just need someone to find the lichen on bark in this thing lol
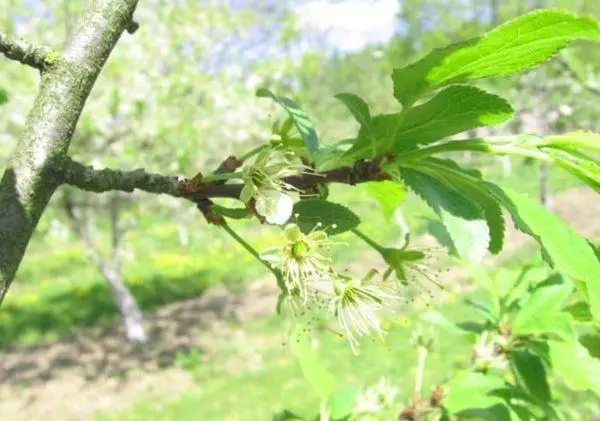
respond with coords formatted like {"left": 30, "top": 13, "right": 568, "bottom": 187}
{"left": 0, "top": 0, "right": 139, "bottom": 303}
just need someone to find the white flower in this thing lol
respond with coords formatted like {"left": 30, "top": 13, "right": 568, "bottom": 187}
{"left": 240, "top": 148, "right": 305, "bottom": 225}
{"left": 353, "top": 377, "right": 400, "bottom": 417}
{"left": 254, "top": 189, "right": 294, "bottom": 225}
{"left": 262, "top": 224, "right": 334, "bottom": 301}
{"left": 331, "top": 270, "right": 397, "bottom": 354}
{"left": 472, "top": 331, "right": 509, "bottom": 371}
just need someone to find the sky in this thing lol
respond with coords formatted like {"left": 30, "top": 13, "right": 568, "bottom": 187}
{"left": 294, "top": 0, "right": 400, "bottom": 52}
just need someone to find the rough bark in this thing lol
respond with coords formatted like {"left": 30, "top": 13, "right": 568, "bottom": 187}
{"left": 57, "top": 155, "right": 390, "bottom": 201}
{"left": 0, "top": 0, "right": 139, "bottom": 303}
{"left": 0, "top": 33, "right": 50, "bottom": 70}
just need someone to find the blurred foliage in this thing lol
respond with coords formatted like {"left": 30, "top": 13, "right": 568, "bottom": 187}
{"left": 1, "top": 0, "right": 600, "bottom": 418}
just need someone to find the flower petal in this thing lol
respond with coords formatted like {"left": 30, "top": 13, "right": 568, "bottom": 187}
{"left": 255, "top": 189, "right": 293, "bottom": 225}
{"left": 240, "top": 182, "right": 254, "bottom": 203}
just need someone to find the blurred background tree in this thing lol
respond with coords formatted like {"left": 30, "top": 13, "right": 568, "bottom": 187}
{"left": 1, "top": 1, "right": 600, "bottom": 420}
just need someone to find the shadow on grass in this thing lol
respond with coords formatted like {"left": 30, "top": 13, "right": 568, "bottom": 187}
{"left": 1, "top": 269, "right": 218, "bottom": 350}
{"left": 0, "top": 267, "right": 267, "bottom": 386}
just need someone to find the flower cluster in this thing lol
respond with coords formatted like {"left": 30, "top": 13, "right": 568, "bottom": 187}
{"left": 472, "top": 330, "right": 510, "bottom": 371}
{"left": 262, "top": 223, "right": 333, "bottom": 302}
{"left": 353, "top": 377, "right": 400, "bottom": 419}
{"left": 263, "top": 223, "right": 410, "bottom": 354}
{"left": 331, "top": 271, "right": 398, "bottom": 353}
{"left": 239, "top": 148, "right": 305, "bottom": 224}
{"left": 240, "top": 149, "right": 444, "bottom": 354}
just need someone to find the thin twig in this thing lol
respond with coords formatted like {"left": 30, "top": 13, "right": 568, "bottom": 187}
{"left": 220, "top": 222, "right": 280, "bottom": 280}
{"left": 555, "top": 56, "right": 600, "bottom": 97}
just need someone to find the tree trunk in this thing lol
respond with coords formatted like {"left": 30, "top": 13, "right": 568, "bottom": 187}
{"left": 63, "top": 191, "right": 147, "bottom": 342}
{"left": 0, "top": 0, "right": 139, "bottom": 304}
{"left": 100, "top": 265, "right": 147, "bottom": 342}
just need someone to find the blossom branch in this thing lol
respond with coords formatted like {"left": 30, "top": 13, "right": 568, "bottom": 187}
{"left": 187, "top": 158, "right": 391, "bottom": 201}
{"left": 0, "top": 33, "right": 50, "bottom": 70}
{"left": 58, "top": 156, "right": 390, "bottom": 203}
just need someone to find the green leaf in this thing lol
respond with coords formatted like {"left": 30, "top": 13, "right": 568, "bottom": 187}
{"left": 392, "top": 9, "right": 600, "bottom": 107}
{"left": 313, "top": 138, "right": 355, "bottom": 171}
{"left": 552, "top": 154, "right": 600, "bottom": 193}
{"left": 489, "top": 388, "right": 547, "bottom": 420}
{"left": 289, "top": 324, "right": 337, "bottom": 400}
{"left": 345, "top": 87, "right": 513, "bottom": 159}
{"left": 444, "top": 372, "right": 506, "bottom": 413}
{"left": 363, "top": 180, "right": 407, "bottom": 220}
{"left": 344, "top": 113, "right": 404, "bottom": 160}
{"left": 439, "top": 212, "right": 490, "bottom": 264}
{"left": 543, "top": 131, "right": 600, "bottom": 154}
{"left": 549, "top": 339, "right": 600, "bottom": 396}
{"left": 488, "top": 185, "right": 600, "bottom": 320}
{"left": 0, "top": 88, "right": 8, "bottom": 105}
{"left": 400, "top": 167, "right": 481, "bottom": 218}
{"left": 455, "top": 404, "right": 511, "bottom": 421}
{"left": 399, "top": 159, "right": 505, "bottom": 256}
{"left": 419, "top": 310, "right": 482, "bottom": 336}
{"left": 512, "top": 281, "right": 573, "bottom": 335}
{"left": 465, "top": 297, "right": 500, "bottom": 324}
{"left": 272, "top": 409, "right": 307, "bottom": 421}
{"left": 256, "top": 88, "right": 319, "bottom": 156}
{"left": 328, "top": 387, "right": 360, "bottom": 419}
{"left": 502, "top": 271, "right": 538, "bottom": 312}
{"left": 392, "top": 86, "right": 514, "bottom": 151}
{"left": 580, "top": 333, "right": 600, "bottom": 359}
{"left": 518, "top": 314, "right": 575, "bottom": 341}
{"left": 563, "top": 301, "right": 593, "bottom": 322}
{"left": 400, "top": 167, "right": 490, "bottom": 263}
{"left": 335, "top": 93, "right": 375, "bottom": 139}
{"left": 510, "top": 350, "right": 552, "bottom": 403}
{"left": 417, "top": 159, "right": 506, "bottom": 254}
{"left": 292, "top": 199, "right": 360, "bottom": 235}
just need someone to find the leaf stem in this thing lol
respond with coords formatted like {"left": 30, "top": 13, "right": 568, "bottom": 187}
{"left": 239, "top": 144, "right": 269, "bottom": 162}
{"left": 351, "top": 228, "right": 385, "bottom": 253}
{"left": 489, "top": 145, "right": 554, "bottom": 163}
{"left": 391, "top": 136, "right": 549, "bottom": 165}
{"left": 220, "top": 222, "right": 283, "bottom": 284}
{"left": 414, "top": 345, "right": 428, "bottom": 404}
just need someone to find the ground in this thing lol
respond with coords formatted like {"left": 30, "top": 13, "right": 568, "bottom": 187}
{"left": 1, "top": 187, "right": 599, "bottom": 421}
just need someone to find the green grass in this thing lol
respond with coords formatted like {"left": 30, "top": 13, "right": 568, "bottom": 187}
{"left": 0, "top": 222, "right": 271, "bottom": 348}
{"left": 95, "top": 306, "right": 474, "bottom": 421}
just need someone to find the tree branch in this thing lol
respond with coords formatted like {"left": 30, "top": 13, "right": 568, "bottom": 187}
{"left": 555, "top": 56, "right": 600, "bottom": 97}
{"left": 58, "top": 156, "right": 390, "bottom": 203}
{"left": 0, "top": 0, "right": 139, "bottom": 304}
{"left": 58, "top": 156, "right": 185, "bottom": 196}
{"left": 0, "top": 33, "right": 50, "bottom": 70}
